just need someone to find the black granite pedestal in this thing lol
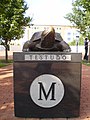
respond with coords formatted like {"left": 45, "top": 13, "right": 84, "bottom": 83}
{"left": 13, "top": 52, "right": 82, "bottom": 118}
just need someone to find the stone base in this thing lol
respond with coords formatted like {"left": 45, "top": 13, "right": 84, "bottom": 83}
{"left": 13, "top": 52, "right": 82, "bottom": 118}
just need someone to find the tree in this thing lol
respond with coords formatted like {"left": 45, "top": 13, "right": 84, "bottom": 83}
{"left": 65, "top": 0, "right": 90, "bottom": 39}
{"left": 0, "top": 0, "right": 32, "bottom": 61}
{"left": 68, "top": 36, "right": 84, "bottom": 46}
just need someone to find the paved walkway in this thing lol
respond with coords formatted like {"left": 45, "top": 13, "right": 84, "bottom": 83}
{"left": 0, "top": 64, "right": 90, "bottom": 120}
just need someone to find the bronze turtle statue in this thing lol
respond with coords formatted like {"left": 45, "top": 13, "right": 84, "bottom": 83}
{"left": 22, "top": 27, "right": 71, "bottom": 52}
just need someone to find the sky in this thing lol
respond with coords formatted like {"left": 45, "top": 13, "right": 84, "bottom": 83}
{"left": 25, "top": 0, "right": 73, "bottom": 25}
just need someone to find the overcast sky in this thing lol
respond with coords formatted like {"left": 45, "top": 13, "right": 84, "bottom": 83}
{"left": 25, "top": 0, "right": 73, "bottom": 25}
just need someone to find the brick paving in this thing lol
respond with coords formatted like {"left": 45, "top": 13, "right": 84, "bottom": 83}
{"left": 0, "top": 64, "right": 90, "bottom": 120}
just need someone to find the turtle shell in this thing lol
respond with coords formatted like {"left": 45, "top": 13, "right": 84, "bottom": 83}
{"left": 30, "top": 31, "right": 63, "bottom": 42}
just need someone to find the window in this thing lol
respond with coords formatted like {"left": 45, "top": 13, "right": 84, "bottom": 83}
{"left": 67, "top": 38, "right": 71, "bottom": 41}
{"left": 67, "top": 32, "right": 71, "bottom": 35}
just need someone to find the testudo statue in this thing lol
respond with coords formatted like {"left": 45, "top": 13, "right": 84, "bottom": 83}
{"left": 22, "top": 27, "right": 71, "bottom": 52}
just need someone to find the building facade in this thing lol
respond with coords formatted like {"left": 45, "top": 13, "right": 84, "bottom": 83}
{"left": 0, "top": 25, "right": 79, "bottom": 51}
{"left": 27, "top": 25, "right": 80, "bottom": 43}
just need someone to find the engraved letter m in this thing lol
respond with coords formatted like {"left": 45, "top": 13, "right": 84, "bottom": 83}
{"left": 38, "top": 82, "right": 56, "bottom": 100}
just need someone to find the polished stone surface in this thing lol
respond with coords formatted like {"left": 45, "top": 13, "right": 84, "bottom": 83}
{"left": 13, "top": 52, "right": 82, "bottom": 118}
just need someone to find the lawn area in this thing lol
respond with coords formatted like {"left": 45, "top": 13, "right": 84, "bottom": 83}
{"left": 0, "top": 59, "right": 90, "bottom": 68}
{"left": 0, "top": 59, "right": 13, "bottom": 68}
{"left": 82, "top": 60, "right": 90, "bottom": 66}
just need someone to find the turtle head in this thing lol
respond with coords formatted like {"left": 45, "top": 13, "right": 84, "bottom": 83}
{"left": 40, "top": 27, "right": 55, "bottom": 48}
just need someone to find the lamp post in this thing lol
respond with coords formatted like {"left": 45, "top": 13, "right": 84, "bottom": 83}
{"left": 76, "top": 35, "right": 79, "bottom": 53}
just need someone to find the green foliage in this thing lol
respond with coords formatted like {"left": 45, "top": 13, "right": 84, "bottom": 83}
{"left": 69, "top": 36, "right": 84, "bottom": 46}
{"left": 0, "top": 0, "right": 32, "bottom": 40}
{"left": 82, "top": 60, "right": 90, "bottom": 66}
{"left": 65, "top": 0, "right": 90, "bottom": 39}
{"left": 69, "top": 40, "right": 76, "bottom": 46}
{"left": 78, "top": 36, "right": 84, "bottom": 45}
{"left": 0, "top": 0, "right": 32, "bottom": 60}
{"left": 0, "top": 59, "right": 13, "bottom": 67}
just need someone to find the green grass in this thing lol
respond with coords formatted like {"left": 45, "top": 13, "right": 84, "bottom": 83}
{"left": 0, "top": 59, "right": 90, "bottom": 68}
{"left": 82, "top": 60, "right": 90, "bottom": 66}
{"left": 0, "top": 59, "right": 13, "bottom": 68}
